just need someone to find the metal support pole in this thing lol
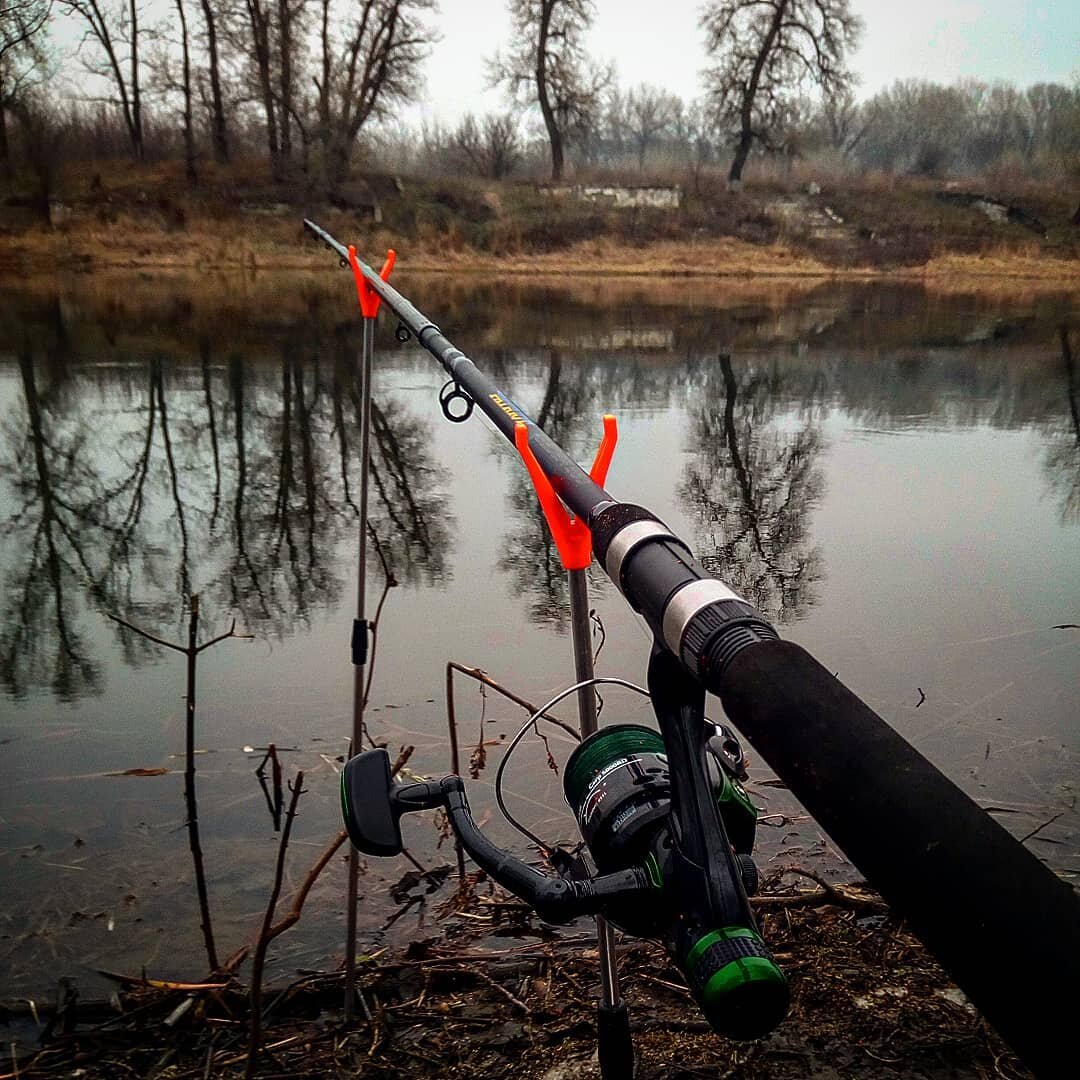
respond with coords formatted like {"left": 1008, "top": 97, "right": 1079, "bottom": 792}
{"left": 568, "top": 569, "right": 632, "bottom": 1076}
{"left": 344, "top": 316, "right": 375, "bottom": 1020}
{"left": 568, "top": 570, "right": 598, "bottom": 737}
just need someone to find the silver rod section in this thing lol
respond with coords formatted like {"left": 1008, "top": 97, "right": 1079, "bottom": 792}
{"left": 567, "top": 567, "right": 621, "bottom": 1010}
{"left": 344, "top": 316, "right": 376, "bottom": 1019}
{"left": 568, "top": 569, "right": 598, "bottom": 735}
{"left": 597, "top": 919, "right": 620, "bottom": 1007}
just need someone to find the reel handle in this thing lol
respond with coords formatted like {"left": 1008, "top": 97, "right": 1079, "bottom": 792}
{"left": 340, "top": 749, "right": 443, "bottom": 856}
{"left": 341, "top": 750, "right": 653, "bottom": 922}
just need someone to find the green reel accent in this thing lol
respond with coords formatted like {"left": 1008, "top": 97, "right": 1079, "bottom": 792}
{"left": 715, "top": 768, "right": 756, "bottom": 823}
{"left": 683, "top": 927, "right": 789, "bottom": 1041}
{"left": 563, "top": 724, "right": 666, "bottom": 809}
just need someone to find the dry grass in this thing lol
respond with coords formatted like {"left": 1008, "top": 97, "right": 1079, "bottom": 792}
{"left": 917, "top": 249, "right": 1080, "bottom": 285}
{"left": 3, "top": 207, "right": 1079, "bottom": 291}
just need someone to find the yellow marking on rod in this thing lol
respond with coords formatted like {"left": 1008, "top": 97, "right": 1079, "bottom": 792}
{"left": 489, "top": 392, "right": 525, "bottom": 422}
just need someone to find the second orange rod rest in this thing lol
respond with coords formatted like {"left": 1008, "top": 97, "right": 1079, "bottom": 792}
{"left": 348, "top": 245, "right": 396, "bottom": 319}
{"left": 514, "top": 414, "right": 618, "bottom": 571}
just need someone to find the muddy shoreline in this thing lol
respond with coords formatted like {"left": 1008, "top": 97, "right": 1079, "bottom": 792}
{"left": 1, "top": 873, "right": 1034, "bottom": 1079}
{"left": 3, "top": 227, "right": 1079, "bottom": 287}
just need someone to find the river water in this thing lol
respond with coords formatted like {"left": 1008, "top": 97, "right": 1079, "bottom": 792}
{"left": 1, "top": 273, "right": 1078, "bottom": 1000}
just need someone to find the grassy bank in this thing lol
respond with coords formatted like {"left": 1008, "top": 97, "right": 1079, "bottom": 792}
{"left": 1, "top": 158, "right": 1078, "bottom": 284}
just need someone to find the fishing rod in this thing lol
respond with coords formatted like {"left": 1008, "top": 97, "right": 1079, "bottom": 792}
{"left": 306, "top": 219, "right": 1079, "bottom": 1078}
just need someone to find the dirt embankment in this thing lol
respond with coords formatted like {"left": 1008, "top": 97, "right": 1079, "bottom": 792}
{"left": 1, "top": 160, "right": 1078, "bottom": 286}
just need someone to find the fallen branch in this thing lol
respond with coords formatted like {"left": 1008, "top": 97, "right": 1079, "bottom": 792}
{"left": 753, "top": 868, "right": 888, "bottom": 913}
{"left": 267, "top": 831, "right": 347, "bottom": 940}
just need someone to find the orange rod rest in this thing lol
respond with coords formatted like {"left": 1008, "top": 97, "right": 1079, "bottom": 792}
{"left": 590, "top": 414, "right": 618, "bottom": 488}
{"left": 514, "top": 415, "right": 619, "bottom": 573}
{"left": 348, "top": 246, "right": 396, "bottom": 320}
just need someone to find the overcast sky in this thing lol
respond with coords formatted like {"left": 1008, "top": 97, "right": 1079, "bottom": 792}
{"left": 414, "top": 0, "right": 1077, "bottom": 123}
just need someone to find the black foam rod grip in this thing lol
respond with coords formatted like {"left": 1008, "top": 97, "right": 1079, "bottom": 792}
{"left": 717, "top": 639, "right": 1079, "bottom": 1080}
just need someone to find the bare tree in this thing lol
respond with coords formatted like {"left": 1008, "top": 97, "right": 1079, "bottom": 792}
{"left": 701, "top": 0, "right": 861, "bottom": 185}
{"left": 197, "top": 0, "right": 227, "bottom": 162}
{"left": 626, "top": 83, "right": 676, "bottom": 170}
{"left": 275, "top": 0, "right": 306, "bottom": 168}
{"left": 681, "top": 97, "right": 719, "bottom": 191}
{"left": 314, "top": 0, "right": 436, "bottom": 185}
{"left": 449, "top": 110, "right": 522, "bottom": 179}
{"left": 818, "top": 84, "right": 871, "bottom": 160}
{"left": 60, "top": 0, "right": 147, "bottom": 160}
{"left": 1026, "top": 82, "right": 1080, "bottom": 167}
{"left": 680, "top": 355, "right": 824, "bottom": 624}
{"left": 489, "top": 0, "right": 610, "bottom": 181}
{"left": 0, "top": 0, "right": 50, "bottom": 174}
{"left": 174, "top": 0, "right": 196, "bottom": 181}
{"left": 241, "top": 0, "right": 279, "bottom": 170}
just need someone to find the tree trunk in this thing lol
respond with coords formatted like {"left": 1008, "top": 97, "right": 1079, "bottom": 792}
{"left": 81, "top": 0, "right": 140, "bottom": 161}
{"left": 246, "top": 0, "right": 279, "bottom": 174}
{"left": 199, "top": 0, "right": 229, "bottom": 163}
{"left": 315, "top": 0, "right": 332, "bottom": 187}
{"left": 728, "top": 127, "right": 754, "bottom": 186}
{"left": 277, "top": 0, "right": 293, "bottom": 165}
{"left": 129, "top": 0, "right": 143, "bottom": 160}
{"left": 176, "top": 0, "right": 197, "bottom": 185}
{"left": 327, "top": 135, "right": 351, "bottom": 186}
{"left": 727, "top": 0, "right": 787, "bottom": 185}
{"left": 0, "top": 95, "right": 9, "bottom": 179}
{"left": 535, "top": 1, "right": 564, "bottom": 182}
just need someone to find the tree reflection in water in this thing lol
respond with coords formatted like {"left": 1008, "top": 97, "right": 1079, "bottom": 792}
{"left": 680, "top": 354, "right": 825, "bottom": 625}
{"left": 0, "top": 353, "right": 103, "bottom": 699}
{"left": 0, "top": 335, "right": 451, "bottom": 700}
{"left": 1044, "top": 327, "right": 1080, "bottom": 525}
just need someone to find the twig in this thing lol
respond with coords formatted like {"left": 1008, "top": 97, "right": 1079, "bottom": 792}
{"left": 401, "top": 848, "right": 447, "bottom": 891}
{"left": 266, "top": 831, "right": 348, "bottom": 940}
{"left": 106, "top": 612, "right": 186, "bottom": 653}
{"left": 1019, "top": 811, "right": 1065, "bottom": 844}
{"left": 753, "top": 868, "right": 887, "bottom": 913}
{"left": 446, "top": 663, "right": 580, "bottom": 741}
{"left": 246, "top": 771, "right": 304, "bottom": 1079}
{"left": 255, "top": 744, "right": 284, "bottom": 831}
{"left": 445, "top": 665, "right": 468, "bottom": 882}
{"left": 361, "top": 523, "right": 398, "bottom": 716}
{"left": 389, "top": 745, "right": 415, "bottom": 778}
{"left": 471, "top": 968, "right": 530, "bottom": 1013}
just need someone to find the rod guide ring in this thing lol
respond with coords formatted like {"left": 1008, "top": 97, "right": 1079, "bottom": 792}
{"left": 439, "top": 379, "right": 474, "bottom": 423}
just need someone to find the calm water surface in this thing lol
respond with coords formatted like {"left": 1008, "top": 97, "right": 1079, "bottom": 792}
{"left": 1, "top": 274, "right": 1078, "bottom": 999}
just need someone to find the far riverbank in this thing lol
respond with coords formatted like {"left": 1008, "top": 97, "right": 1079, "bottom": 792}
{"left": 2, "top": 161, "right": 1078, "bottom": 288}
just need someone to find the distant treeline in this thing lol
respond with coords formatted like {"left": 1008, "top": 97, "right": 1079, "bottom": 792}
{"left": 383, "top": 79, "right": 1080, "bottom": 184}
{"left": 0, "top": 0, "right": 1077, "bottom": 192}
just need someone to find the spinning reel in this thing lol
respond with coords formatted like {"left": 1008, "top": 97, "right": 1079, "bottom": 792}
{"left": 341, "top": 646, "right": 789, "bottom": 1042}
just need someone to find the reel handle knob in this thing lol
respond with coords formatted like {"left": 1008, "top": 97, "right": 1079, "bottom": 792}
{"left": 340, "top": 749, "right": 443, "bottom": 856}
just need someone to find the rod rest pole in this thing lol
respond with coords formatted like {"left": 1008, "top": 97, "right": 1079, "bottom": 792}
{"left": 716, "top": 639, "right": 1080, "bottom": 1080}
